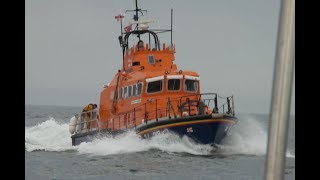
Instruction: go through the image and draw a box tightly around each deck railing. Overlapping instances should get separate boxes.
[74,93,235,134]
[108,93,235,130]
[74,109,101,133]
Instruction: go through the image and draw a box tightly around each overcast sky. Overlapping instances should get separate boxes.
[25,0,295,115]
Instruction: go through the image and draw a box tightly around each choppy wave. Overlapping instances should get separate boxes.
[25,117,76,152]
[221,115,295,158]
[25,116,294,158]
[77,131,214,156]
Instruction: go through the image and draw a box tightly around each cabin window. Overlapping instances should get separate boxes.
[123,87,128,99]
[184,80,198,92]
[133,84,137,96]
[128,86,132,97]
[147,80,162,93]
[137,83,143,95]
[133,62,140,66]
[148,55,155,64]
[167,79,180,91]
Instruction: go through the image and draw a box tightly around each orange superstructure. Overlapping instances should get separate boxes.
[99,39,209,131]
[70,0,237,146]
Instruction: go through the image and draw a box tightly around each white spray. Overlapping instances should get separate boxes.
[25,116,294,158]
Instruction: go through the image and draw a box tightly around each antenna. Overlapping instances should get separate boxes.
[171,8,173,47]
[134,0,139,32]
[135,0,139,21]
[126,0,147,23]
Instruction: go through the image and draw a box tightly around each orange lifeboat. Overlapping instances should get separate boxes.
[70,0,237,146]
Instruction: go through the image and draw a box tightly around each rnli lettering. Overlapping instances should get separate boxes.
[131,99,141,104]
[187,127,193,133]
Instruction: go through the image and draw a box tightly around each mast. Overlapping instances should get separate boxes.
[171,8,173,47]
[134,0,140,37]
[135,0,139,21]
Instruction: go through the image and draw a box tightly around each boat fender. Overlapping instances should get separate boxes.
[75,116,81,132]
[69,116,77,134]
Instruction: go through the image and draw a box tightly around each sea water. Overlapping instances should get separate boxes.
[25,105,295,180]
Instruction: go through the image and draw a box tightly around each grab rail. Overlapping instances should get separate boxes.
[73,93,235,134]
[103,93,235,131]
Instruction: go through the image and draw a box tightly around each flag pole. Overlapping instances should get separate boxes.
[120,17,123,35]
[171,8,173,47]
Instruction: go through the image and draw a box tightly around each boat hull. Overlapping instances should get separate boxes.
[71,114,237,146]
[136,114,236,145]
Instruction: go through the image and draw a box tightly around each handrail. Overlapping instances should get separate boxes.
[73,93,235,134]
[104,92,235,130]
